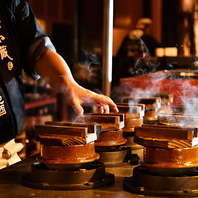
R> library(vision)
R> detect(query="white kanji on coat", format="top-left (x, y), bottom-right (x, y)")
top-left (0, 96), bottom-right (6, 117)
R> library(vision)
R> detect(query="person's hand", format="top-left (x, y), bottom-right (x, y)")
top-left (34, 50), bottom-right (118, 115)
top-left (62, 83), bottom-right (118, 115)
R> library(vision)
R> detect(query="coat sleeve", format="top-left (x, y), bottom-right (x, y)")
top-left (12, 0), bottom-right (56, 79)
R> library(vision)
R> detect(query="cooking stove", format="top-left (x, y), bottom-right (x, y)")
top-left (21, 100), bottom-right (198, 195)
top-left (123, 122), bottom-right (198, 197)
top-left (22, 122), bottom-right (114, 190)
top-left (123, 97), bottom-right (161, 124)
top-left (116, 103), bottom-right (145, 160)
top-left (123, 165), bottom-right (198, 197)
top-left (74, 113), bottom-right (132, 165)
top-left (140, 92), bottom-right (174, 114)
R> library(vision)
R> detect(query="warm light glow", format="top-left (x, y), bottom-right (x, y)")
top-left (36, 19), bottom-right (47, 33)
top-left (180, 72), bottom-right (196, 76)
top-left (164, 47), bottom-right (178, 57)
top-left (181, 0), bottom-right (195, 13)
top-left (155, 47), bottom-right (178, 57)
top-left (194, 2), bottom-right (198, 56)
top-left (114, 16), bottom-right (132, 28)
top-left (155, 48), bottom-right (164, 57)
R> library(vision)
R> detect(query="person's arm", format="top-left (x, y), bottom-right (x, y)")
top-left (34, 50), bottom-right (118, 115)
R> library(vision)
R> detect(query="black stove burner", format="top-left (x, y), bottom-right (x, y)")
top-left (96, 145), bottom-right (132, 165)
top-left (123, 165), bottom-right (198, 197)
top-left (22, 161), bottom-right (114, 190)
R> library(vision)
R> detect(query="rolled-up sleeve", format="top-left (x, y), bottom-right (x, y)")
top-left (27, 37), bottom-right (56, 79)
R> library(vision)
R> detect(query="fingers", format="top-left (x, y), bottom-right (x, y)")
top-left (103, 105), bottom-right (110, 113)
top-left (97, 94), bottom-right (119, 113)
top-left (72, 99), bottom-right (117, 115)
top-left (84, 93), bottom-right (119, 113)
top-left (97, 104), bottom-right (110, 113)
top-left (68, 96), bottom-right (84, 115)
top-left (73, 104), bottom-right (84, 115)
top-left (67, 87), bottom-right (118, 115)
top-left (110, 104), bottom-right (119, 113)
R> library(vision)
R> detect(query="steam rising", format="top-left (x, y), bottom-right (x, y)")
top-left (119, 44), bottom-right (198, 127)
top-left (73, 49), bottom-right (102, 84)
top-left (130, 36), bottom-right (159, 76)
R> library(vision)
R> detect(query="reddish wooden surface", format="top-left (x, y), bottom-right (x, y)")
top-left (119, 71), bottom-right (198, 105)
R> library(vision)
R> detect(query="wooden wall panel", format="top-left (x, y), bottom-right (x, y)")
top-left (113, 0), bottom-right (143, 56)
top-left (28, 0), bottom-right (74, 24)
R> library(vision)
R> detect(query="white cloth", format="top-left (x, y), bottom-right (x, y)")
top-left (0, 139), bottom-right (24, 169)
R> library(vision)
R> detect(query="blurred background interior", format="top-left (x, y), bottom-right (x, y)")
top-left (19, 0), bottom-right (198, 158)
